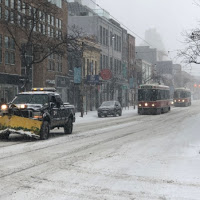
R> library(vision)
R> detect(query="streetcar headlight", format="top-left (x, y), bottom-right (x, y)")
top-left (145, 103), bottom-right (148, 107)
top-left (1, 104), bottom-right (8, 111)
top-left (139, 104), bottom-right (142, 107)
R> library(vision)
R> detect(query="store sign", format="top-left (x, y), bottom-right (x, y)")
top-left (74, 67), bottom-right (82, 84)
top-left (100, 69), bottom-right (112, 80)
top-left (56, 76), bottom-right (69, 87)
top-left (86, 75), bottom-right (99, 84)
top-left (129, 78), bottom-right (134, 89)
top-left (46, 79), bottom-right (56, 85)
top-left (122, 63), bottom-right (127, 78)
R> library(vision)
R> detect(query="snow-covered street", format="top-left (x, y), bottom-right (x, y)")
top-left (0, 101), bottom-right (200, 200)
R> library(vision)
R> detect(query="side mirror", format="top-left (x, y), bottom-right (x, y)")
top-left (50, 102), bottom-right (55, 108)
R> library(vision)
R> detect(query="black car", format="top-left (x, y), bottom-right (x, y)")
top-left (0, 88), bottom-right (75, 140)
top-left (98, 101), bottom-right (122, 117)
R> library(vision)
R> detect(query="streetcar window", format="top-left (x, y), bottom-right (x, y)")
top-left (138, 89), bottom-right (157, 101)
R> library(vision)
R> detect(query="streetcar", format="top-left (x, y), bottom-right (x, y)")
top-left (138, 84), bottom-right (171, 115)
top-left (173, 88), bottom-right (191, 107)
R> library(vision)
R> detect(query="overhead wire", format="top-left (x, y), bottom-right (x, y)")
top-left (88, 0), bottom-right (181, 56)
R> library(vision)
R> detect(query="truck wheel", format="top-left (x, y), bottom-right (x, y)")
top-left (64, 118), bottom-right (73, 134)
top-left (0, 133), bottom-right (9, 139)
top-left (40, 121), bottom-right (50, 140)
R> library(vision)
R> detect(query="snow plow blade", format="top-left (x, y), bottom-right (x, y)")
top-left (0, 115), bottom-right (42, 138)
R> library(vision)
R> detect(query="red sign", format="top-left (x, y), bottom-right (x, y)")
top-left (100, 69), bottom-right (112, 80)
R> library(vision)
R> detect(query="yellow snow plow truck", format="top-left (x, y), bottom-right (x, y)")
top-left (0, 88), bottom-right (75, 140)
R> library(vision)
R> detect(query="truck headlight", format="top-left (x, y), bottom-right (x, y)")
top-left (1, 104), bottom-right (8, 111)
top-left (19, 104), bottom-right (27, 109)
top-left (33, 112), bottom-right (43, 119)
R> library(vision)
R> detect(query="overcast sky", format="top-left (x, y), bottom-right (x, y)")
top-left (95, 0), bottom-right (200, 76)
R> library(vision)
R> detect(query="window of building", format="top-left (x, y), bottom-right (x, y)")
top-left (10, 11), bottom-right (14, 23)
top-left (95, 61), bottom-right (97, 75)
top-left (91, 60), bottom-right (94, 75)
top-left (48, 14), bottom-right (50, 24)
top-left (58, 31), bottom-right (62, 40)
top-left (100, 26), bottom-right (102, 44)
top-left (110, 57), bottom-right (113, 70)
top-left (18, 0), bottom-right (21, 11)
top-left (56, 18), bottom-right (59, 28)
top-left (47, 26), bottom-right (50, 36)
top-left (22, 2), bottom-right (26, 14)
top-left (110, 31), bottom-right (113, 46)
top-left (0, 34), bottom-right (2, 63)
top-left (11, 0), bottom-right (14, 9)
top-left (5, 9), bottom-right (10, 21)
top-left (57, 55), bottom-right (62, 72)
top-left (87, 59), bottom-right (90, 75)
top-left (5, 0), bottom-right (9, 7)
top-left (103, 55), bottom-right (105, 69)
top-left (106, 29), bottom-right (108, 46)
top-left (100, 54), bottom-right (102, 70)
top-left (48, 53), bottom-right (55, 71)
top-left (50, 28), bottom-right (54, 37)
top-left (42, 24), bottom-right (46, 35)
top-left (51, 16), bottom-right (54, 26)
top-left (5, 36), bottom-right (15, 65)
top-left (103, 27), bottom-right (105, 45)
top-left (59, 19), bottom-right (62, 29)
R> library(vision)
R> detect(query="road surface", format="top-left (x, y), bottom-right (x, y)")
top-left (0, 101), bottom-right (200, 200)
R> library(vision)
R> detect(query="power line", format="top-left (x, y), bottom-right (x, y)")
top-left (89, 0), bottom-right (182, 56)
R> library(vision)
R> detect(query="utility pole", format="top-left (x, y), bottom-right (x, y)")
top-left (80, 41), bottom-right (84, 117)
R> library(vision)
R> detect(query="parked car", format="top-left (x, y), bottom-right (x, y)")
top-left (97, 101), bottom-right (122, 117)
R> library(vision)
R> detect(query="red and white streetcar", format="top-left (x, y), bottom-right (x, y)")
top-left (173, 88), bottom-right (191, 107)
top-left (138, 84), bottom-right (171, 115)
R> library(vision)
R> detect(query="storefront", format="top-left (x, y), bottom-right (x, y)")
top-left (0, 73), bottom-right (22, 102)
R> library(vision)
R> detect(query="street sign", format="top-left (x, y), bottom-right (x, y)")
top-left (100, 69), bottom-right (112, 80)
top-left (86, 75), bottom-right (99, 84)
top-left (74, 67), bottom-right (82, 84)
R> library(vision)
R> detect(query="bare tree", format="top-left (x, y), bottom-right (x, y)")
top-left (178, 1), bottom-right (200, 65)
top-left (178, 29), bottom-right (200, 65)
top-left (0, 0), bottom-right (82, 90)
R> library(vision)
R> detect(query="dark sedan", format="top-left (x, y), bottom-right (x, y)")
top-left (97, 101), bottom-right (122, 117)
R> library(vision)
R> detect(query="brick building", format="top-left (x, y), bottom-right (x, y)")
top-left (0, 0), bottom-right (68, 102)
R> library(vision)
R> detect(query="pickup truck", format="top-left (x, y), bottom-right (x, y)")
top-left (0, 88), bottom-right (75, 140)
